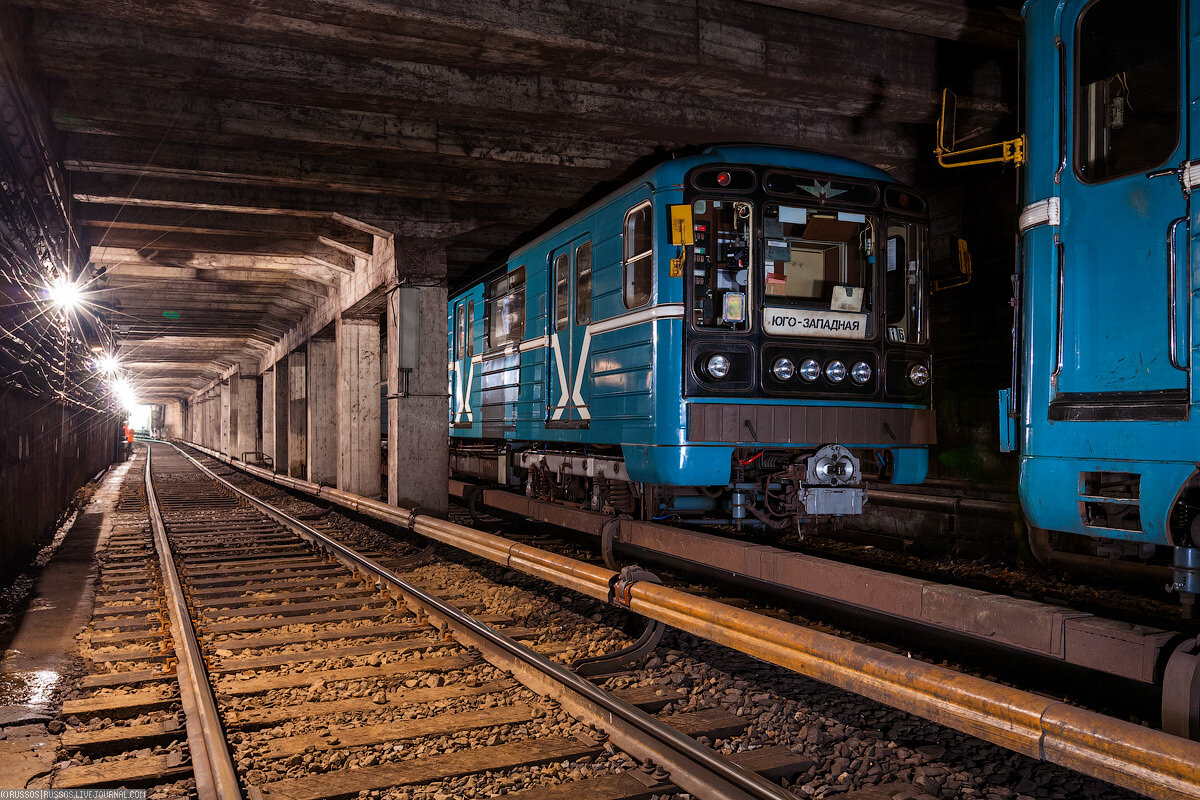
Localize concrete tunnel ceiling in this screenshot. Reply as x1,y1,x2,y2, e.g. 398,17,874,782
10,0,1017,403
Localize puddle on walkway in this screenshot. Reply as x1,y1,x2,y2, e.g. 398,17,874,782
0,669,61,712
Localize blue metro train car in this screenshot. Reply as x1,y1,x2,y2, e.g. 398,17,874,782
449,145,935,532
1009,1,1199,593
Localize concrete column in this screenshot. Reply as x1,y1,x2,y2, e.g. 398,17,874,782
220,380,234,455
273,362,289,471
306,334,338,486
209,395,219,449
194,397,203,445
287,348,307,479
164,401,184,439
387,238,449,514
261,368,276,466
235,373,259,458
336,315,381,497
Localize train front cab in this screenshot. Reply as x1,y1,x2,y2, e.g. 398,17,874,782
1015,0,1200,601
653,160,937,529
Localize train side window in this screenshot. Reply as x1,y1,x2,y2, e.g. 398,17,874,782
467,300,474,358
454,302,464,359
1074,0,1179,182
885,222,926,344
623,202,653,308
575,241,592,325
486,267,526,349
553,252,570,332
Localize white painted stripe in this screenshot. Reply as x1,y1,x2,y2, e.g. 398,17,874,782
588,303,685,335
550,332,570,421
570,329,592,421
1184,161,1200,191
1018,197,1060,233
519,336,550,352
462,362,474,422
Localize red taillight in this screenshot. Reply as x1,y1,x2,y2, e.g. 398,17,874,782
716,171,731,187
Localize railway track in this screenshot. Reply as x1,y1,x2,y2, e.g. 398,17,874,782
180,440,1200,800
54,442,808,799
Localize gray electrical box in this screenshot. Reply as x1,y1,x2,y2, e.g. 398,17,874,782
394,287,420,370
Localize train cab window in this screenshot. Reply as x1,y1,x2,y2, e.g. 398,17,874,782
467,300,474,357
553,252,569,332
690,199,753,330
575,241,592,325
762,204,871,313
486,267,525,349
884,221,926,344
1075,0,1179,182
623,202,653,308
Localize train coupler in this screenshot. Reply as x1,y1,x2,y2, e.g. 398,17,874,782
802,444,866,516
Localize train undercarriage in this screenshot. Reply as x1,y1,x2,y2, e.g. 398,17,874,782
450,440,894,533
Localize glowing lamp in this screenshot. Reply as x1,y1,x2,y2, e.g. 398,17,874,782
46,277,83,311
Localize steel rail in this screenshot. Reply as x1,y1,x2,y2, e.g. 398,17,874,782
143,445,243,800
185,441,1200,800
166,442,792,800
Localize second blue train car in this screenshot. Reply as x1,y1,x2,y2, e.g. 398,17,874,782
1009,0,1199,602
449,145,935,532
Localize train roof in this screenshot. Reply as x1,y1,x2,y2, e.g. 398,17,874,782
455,144,899,296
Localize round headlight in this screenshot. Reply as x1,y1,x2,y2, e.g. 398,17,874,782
799,359,820,382
706,354,731,379
772,358,795,381
908,364,930,386
851,361,872,384
825,360,847,383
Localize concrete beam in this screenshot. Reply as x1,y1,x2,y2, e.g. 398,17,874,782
34,10,998,127
88,229,357,272
78,200,375,256
255,235,392,374
63,136,594,206
71,172,543,234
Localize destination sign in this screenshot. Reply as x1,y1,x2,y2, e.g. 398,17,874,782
763,307,869,339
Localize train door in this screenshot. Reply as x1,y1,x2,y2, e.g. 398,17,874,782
1054,0,1189,419
546,238,592,427
451,299,473,425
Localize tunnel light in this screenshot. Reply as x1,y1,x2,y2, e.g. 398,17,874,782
112,377,139,411
46,277,83,311
96,354,120,375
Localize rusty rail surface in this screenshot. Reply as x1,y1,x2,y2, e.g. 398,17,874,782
169,442,794,800
183,441,1200,800
143,447,244,800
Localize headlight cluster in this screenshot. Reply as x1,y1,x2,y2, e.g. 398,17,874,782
706,354,731,379
908,363,930,386
774,357,872,385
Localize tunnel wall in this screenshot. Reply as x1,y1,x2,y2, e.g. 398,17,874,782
0,387,119,571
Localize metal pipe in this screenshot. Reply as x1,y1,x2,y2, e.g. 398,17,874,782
1027,525,1172,583
184,441,1200,800
867,487,1019,518
143,446,243,800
